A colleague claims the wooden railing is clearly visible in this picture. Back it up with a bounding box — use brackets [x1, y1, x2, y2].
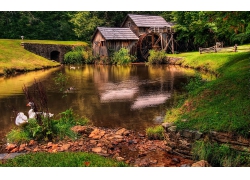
[199, 42, 237, 54]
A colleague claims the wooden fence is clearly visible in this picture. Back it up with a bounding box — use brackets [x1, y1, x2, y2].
[199, 42, 238, 54]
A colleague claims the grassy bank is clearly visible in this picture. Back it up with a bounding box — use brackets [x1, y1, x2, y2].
[0, 152, 127, 167]
[163, 44, 250, 166]
[165, 44, 250, 136]
[0, 39, 88, 76]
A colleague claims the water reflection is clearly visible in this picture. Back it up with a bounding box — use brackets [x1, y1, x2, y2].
[0, 64, 213, 142]
[131, 93, 171, 110]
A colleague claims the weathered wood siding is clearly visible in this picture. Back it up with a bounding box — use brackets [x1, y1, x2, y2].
[92, 31, 108, 56]
[106, 40, 137, 56]
[122, 16, 140, 36]
[92, 30, 137, 57]
[122, 17, 151, 36]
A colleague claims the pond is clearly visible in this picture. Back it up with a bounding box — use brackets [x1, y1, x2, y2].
[0, 64, 214, 147]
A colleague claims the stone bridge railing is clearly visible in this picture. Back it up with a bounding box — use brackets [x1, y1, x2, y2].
[23, 43, 77, 63]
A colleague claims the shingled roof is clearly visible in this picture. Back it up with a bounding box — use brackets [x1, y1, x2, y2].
[121, 14, 175, 28]
[93, 27, 139, 41]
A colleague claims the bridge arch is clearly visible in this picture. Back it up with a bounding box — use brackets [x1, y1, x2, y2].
[50, 50, 60, 62]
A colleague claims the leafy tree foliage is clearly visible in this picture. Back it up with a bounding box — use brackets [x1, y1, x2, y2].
[0, 11, 249, 51]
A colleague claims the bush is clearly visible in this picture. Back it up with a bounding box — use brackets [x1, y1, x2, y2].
[111, 48, 135, 65]
[6, 128, 31, 144]
[6, 109, 90, 144]
[146, 125, 165, 140]
[148, 50, 167, 64]
[64, 51, 83, 64]
[64, 46, 94, 64]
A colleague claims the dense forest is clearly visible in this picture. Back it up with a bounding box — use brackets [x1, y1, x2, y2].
[0, 11, 249, 51]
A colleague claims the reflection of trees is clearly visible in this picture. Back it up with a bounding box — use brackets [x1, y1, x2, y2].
[0, 67, 60, 98]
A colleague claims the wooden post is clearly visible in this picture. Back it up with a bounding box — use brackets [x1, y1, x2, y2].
[171, 33, 174, 54]
[234, 44, 237, 52]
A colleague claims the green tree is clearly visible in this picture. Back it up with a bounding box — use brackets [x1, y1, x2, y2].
[70, 12, 104, 41]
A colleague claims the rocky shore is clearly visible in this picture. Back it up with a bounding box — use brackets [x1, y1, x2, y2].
[2, 125, 199, 167]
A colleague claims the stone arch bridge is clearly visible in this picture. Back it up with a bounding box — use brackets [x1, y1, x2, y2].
[23, 43, 82, 63]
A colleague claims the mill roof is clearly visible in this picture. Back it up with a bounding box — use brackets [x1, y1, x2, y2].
[92, 27, 139, 41]
[121, 14, 175, 28]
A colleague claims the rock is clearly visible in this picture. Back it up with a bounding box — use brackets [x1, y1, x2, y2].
[113, 135, 124, 139]
[5, 144, 17, 151]
[181, 130, 194, 139]
[89, 128, 105, 139]
[162, 122, 174, 129]
[89, 140, 97, 144]
[47, 142, 53, 147]
[180, 164, 191, 167]
[123, 130, 130, 136]
[171, 157, 180, 165]
[116, 156, 125, 161]
[191, 160, 211, 167]
[19, 144, 26, 151]
[92, 147, 102, 153]
[29, 140, 37, 146]
[168, 126, 177, 133]
[33, 146, 39, 152]
[150, 159, 158, 164]
[194, 131, 203, 140]
[10, 147, 19, 153]
[78, 141, 84, 146]
[115, 128, 127, 135]
[61, 144, 71, 151]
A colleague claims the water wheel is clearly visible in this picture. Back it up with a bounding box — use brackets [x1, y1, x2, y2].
[137, 32, 162, 61]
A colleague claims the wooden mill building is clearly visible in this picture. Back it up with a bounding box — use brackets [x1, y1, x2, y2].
[92, 14, 176, 61]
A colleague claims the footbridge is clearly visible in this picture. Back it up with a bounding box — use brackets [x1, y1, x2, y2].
[22, 43, 83, 63]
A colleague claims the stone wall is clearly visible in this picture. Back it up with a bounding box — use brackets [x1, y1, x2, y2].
[162, 122, 250, 159]
[23, 43, 75, 63]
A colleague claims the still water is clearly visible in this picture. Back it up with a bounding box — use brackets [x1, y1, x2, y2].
[0, 64, 212, 143]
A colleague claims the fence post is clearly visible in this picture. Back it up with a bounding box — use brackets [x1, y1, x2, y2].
[234, 44, 237, 52]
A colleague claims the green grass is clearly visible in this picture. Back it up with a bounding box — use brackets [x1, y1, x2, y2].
[192, 140, 250, 167]
[165, 44, 250, 137]
[0, 152, 128, 167]
[146, 125, 165, 140]
[0, 39, 88, 75]
[23, 39, 88, 46]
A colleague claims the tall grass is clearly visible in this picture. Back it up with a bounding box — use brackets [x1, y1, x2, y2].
[146, 125, 165, 140]
[192, 140, 250, 167]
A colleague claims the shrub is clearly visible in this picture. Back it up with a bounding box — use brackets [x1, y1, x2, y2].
[64, 51, 83, 64]
[3, 68, 15, 76]
[6, 109, 90, 144]
[6, 128, 31, 144]
[111, 48, 134, 65]
[148, 50, 167, 64]
[146, 125, 165, 140]
[82, 50, 94, 64]
[64, 46, 94, 64]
